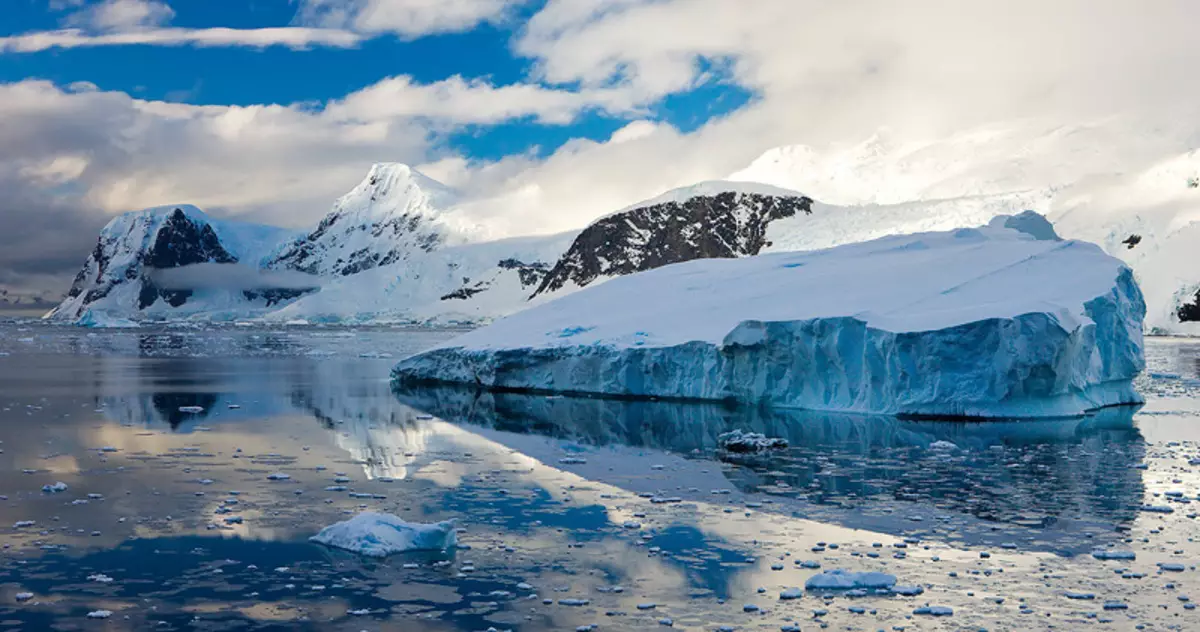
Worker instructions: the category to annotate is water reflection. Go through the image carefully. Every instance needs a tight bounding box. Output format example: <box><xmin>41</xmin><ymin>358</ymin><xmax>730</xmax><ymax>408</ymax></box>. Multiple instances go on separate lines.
<box><xmin>394</xmin><ymin>385</ymin><xmax>1147</xmax><ymax>548</ymax></box>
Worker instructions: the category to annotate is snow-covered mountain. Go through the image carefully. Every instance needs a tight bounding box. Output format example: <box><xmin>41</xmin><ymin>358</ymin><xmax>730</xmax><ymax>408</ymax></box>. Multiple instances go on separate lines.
<box><xmin>47</xmin><ymin>117</ymin><xmax>1200</xmax><ymax>334</ymax></box>
<box><xmin>268</xmin><ymin>163</ymin><xmax>484</xmax><ymax>277</ymax></box>
<box><xmin>532</xmin><ymin>181</ymin><xmax>812</xmax><ymax>297</ymax></box>
<box><xmin>48</xmin><ymin>171</ymin><xmax>817</xmax><ymax>326</ymax></box>
<box><xmin>47</xmin><ymin>205</ymin><xmax>298</xmax><ymax>323</ymax></box>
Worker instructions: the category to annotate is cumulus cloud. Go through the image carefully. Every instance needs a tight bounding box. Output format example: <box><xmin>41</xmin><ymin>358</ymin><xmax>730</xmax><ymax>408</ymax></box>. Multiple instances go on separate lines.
<box><xmin>7</xmin><ymin>0</ymin><xmax>1200</xmax><ymax>300</ymax></box>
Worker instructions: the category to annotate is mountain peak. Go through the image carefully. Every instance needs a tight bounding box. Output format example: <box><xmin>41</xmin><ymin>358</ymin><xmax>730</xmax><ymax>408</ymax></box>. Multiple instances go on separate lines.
<box><xmin>351</xmin><ymin>163</ymin><xmax>457</xmax><ymax>213</ymax></box>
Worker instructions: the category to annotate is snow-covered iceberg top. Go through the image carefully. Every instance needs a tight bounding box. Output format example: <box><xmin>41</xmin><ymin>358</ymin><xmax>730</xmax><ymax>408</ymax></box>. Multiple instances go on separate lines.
<box><xmin>393</xmin><ymin>212</ymin><xmax>1146</xmax><ymax>419</ymax></box>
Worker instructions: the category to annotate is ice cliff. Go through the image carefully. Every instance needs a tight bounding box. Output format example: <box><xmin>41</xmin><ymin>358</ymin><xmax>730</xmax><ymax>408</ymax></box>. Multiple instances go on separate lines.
<box><xmin>393</xmin><ymin>213</ymin><xmax>1147</xmax><ymax>419</ymax></box>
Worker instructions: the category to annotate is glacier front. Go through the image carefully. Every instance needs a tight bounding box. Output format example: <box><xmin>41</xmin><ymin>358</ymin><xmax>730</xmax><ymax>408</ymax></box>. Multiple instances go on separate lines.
<box><xmin>393</xmin><ymin>213</ymin><xmax>1147</xmax><ymax>419</ymax></box>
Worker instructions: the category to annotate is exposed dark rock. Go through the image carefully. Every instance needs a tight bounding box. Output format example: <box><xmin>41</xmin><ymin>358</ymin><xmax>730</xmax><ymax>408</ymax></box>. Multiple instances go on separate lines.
<box><xmin>1178</xmin><ymin>289</ymin><xmax>1200</xmax><ymax>322</ymax></box>
<box><xmin>441</xmin><ymin>285</ymin><xmax>489</xmax><ymax>301</ymax></box>
<box><xmin>533</xmin><ymin>191</ymin><xmax>813</xmax><ymax>297</ymax></box>
<box><xmin>1122</xmin><ymin>234</ymin><xmax>1141</xmax><ymax>249</ymax></box>
<box><xmin>242</xmin><ymin>288</ymin><xmax>317</xmax><ymax>307</ymax></box>
<box><xmin>135</xmin><ymin>209</ymin><xmax>238</xmax><ymax>310</ymax></box>
<box><xmin>497</xmin><ymin>258</ymin><xmax>550</xmax><ymax>288</ymax></box>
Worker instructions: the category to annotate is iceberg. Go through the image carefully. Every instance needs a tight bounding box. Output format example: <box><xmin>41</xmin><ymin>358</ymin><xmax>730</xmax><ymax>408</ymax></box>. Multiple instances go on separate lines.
<box><xmin>393</xmin><ymin>213</ymin><xmax>1146</xmax><ymax>419</ymax></box>
<box><xmin>310</xmin><ymin>512</ymin><xmax>457</xmax><ymax>557</ymax></box>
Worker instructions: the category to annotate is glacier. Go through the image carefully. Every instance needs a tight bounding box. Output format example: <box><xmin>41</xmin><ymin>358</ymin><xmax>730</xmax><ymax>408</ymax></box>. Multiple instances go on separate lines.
<box><xmin>393</xmin><ymin>213</ymin><xmax>1147</xmax><ymax>419</ymax></box>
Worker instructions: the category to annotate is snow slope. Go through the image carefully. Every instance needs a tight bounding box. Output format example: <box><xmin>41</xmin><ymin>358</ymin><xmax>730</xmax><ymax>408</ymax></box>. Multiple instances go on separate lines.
<box><xmin>393</xmin><ymin>213</ymin><xmax>1146</xmax><ymax>419</ymax></box>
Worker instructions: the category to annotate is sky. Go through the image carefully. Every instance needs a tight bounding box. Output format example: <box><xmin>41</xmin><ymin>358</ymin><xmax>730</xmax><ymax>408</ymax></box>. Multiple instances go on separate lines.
<box><xmin>3</xmin><ymin>0</ymin><xmax>1200</xmax><ymax>301</ymax></box>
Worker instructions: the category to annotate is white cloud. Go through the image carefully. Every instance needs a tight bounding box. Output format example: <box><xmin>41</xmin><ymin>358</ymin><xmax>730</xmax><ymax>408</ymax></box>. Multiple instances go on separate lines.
<box><xmin>65</xmin><ymin>0</ymin><xmax>176</xmax><ymax>32</ymax></box>
<box><xmin>0</xmin><ymin>27</ymin><xmax>364</xmax><ymax>53</ymax></box>
<box><xmin>325</xmin><ymin>75</ymin><xmax>642</xmax><ymax>126</ymax></box>
<box><xmin>295</xmin><ymin>0</ymin><xmax>529</xmax><ymax>37</ymax></box>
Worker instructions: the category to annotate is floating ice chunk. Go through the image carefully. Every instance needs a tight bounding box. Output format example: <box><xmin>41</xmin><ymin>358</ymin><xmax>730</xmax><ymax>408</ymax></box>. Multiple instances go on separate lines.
<box><xmin>1159</xmin><ymin>563</ymin><xmax>1186</xmax><ymax>572</ymax></box>
<box><xmin>310</xmin><ymin>512</ymin><xmax>456</xmax><ymax>557</ymax></box>
<box><xmin>1092</xmin><ymin>549</ymin><xmax>1136</xmax><ymax>560</ymax></box>
<box><xmin>87</xmin><ymin>574</ymin><xmax>113</xmax><ymax>583</ymax></box>
<box><xmin>1103</xmin><ymin>601</ymin><xmax>1128</xmax><ymax>610</ymax></box>
<box><xmin>928</xmin><ymin>440</ymin><xmax>958</xmax><ymax>451</ymax></box>
<box><xmin>86</xmin><ymin>610</ymin><xmax>113</xmax><ymax>619</ymax></box>
<box><xmin>717</xmin><ymin>430</ymin><xmax>788</xmax><ymax>453</ymax></box>
<box><xmin>1065</xmin><ymin>591</ymin><xmax>1095</xmax><ymax>600</ymax></box>
<box><xmin>14</xmin><ymin>592</ymin><xmax>32</xmax><ymax>602</ymax></box>
<box><xmin>913</xmin><ymin>606</ymin><xmax>953</xmax><ymax>616</ymax></box>
<box><xmin>267</xmin><ymin>473</ymin><xmax>290</xmax><ymax>481</ymax></box>
<box><xmin>178</xmin><ymin>406</ymin><xmax>205</xmax><ymax>414</ymax></box>
<box><xmin>779</xmin><ymin>587</ymin><xmax>803</xmax><ymax>600</ymax></box>
<box><xmin>42</xmin><ymin>482</ymin><xmax>67</xmax><ymax>493</ymax></box>
<box><xmin>805</xmin><ymin>570</ymin><xmax>897</xmax><ymax>591</ymax></box>
<box><xmin>13</xmin><ymin>521</ymin><xmax>35</xmax><ymax>528</ymax></box>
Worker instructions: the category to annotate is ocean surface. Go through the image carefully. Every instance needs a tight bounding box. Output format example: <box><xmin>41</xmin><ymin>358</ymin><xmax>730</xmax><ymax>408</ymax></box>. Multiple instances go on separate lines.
<box><xmin>0</xmin><ymin>322</ymin><xmax>1198</xmax><ymax>631</ymax></box>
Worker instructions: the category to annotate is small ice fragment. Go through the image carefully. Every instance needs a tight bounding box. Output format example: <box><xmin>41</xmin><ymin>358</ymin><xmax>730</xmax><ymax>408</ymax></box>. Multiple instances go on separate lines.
<box><xmin>1159</xmin><ymin>563</ymin><xmax>1186</xmax><ymax>572</ymax></box>
<box><xmin>1092</xmin><ymin>549</ymin><xmax>1136</xmax><ymax>560</ymax></box>
<box><xmin>224</xmin><ymin>516</ymin><xmax>243</xmax><ymax>524</ymax></box>
<box><xmin>14</xmin><ymin>592</ymin><xmax>32</xmax><ymax>602</ymax></box>
<box><xmin>178</xmin><ymin>406</ymin><xmax>204</xmax><ymax>413</ymax></box>
<box><xmin>805</xmin><ymin>570</ymin><xmax>897</xmax><ymax>591</ymax></box>
<box><xmin>891</xmin><ymin>585</ymin><xmax>924</xmax><ymax>596</ymax></box>
<box><xmin>742</xmin><ymin>603</ymin><xmax>760</xmax><ymax>612</ymax></box>
<box><xmin>637</xmin><ymin>603</ymin><xmax>656</xmax><ymax>610</ymax></box>
<box><xmin>13</xmin><ymin>521</ymin><xmax>35</xmax><ymax>528</ymax></box>
<box><xmin>1065</xmin><ymin>591</ymin><xmax>1095</xmax><ymax>600</ymax></box>
<box><xmin>267</xmin><ymin>473</ymin><xmax>290</xmax><ymax>481</ymax></box>
<box><xmin>42</xmin><ymin>482</ymin><xmax>67</xmax><ymax>493</ymax></box>
<box><xmin>87</xmin><ymin>574</ymin><xmax>113</xmax><ymax>583</ymax></box>
<box><xmin>913</xmin><ymin>606</ymin><xmax>953</xmax><ymax>616</ymax></box>
<box><xmin>1103</xmin><ymin>601</ymin><xmax>1128</xmax><ymax>610</ymax></box>
<box><xmin>780</xmin><ymin>588</ymin><xmax>803</xmax><ymax>600</ymax></box>
<box><xmin>717</xmin><ymin>430</ymin><xmax>788</xmax><ymax>453</ymax></box>
<box><xmin>558</xmin><ymin>457</ymin><xmax>587</xmax><ymax>465</ymax></box>
<box><xmin>623</xmin><ymin>521</ymin><xmax>641</xmax><ymax>529</ymax></box>
<box><xmin>928</xmin><ymin>440</ymin><xmax>957</xmax><ymax>451</ymax></box>
<box><xmin>559</xmin><ymin>599</ymin><xmax>589</xmax><ymax>606</ymax></box>
<box><xmin>310</xmin><ymin>512</ymin><xmax>456</xmax><ymax>557</ymax></box>
<box><xmin>347</xmin><ymin>608</ymin><xmax>370</xmax><ymax>616</ymax></box>
<box><xmin>86</xmin><ymin>610</ymin><xmax>113</xmax><ymax>619</ymax></box>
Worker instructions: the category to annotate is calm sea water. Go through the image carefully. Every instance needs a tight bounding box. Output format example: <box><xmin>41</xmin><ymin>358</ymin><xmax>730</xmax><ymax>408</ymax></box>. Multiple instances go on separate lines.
<box><xmin>0</xmin><ymin>322</ymin><xmax>1198</xmax><ymax>631</ymax></box>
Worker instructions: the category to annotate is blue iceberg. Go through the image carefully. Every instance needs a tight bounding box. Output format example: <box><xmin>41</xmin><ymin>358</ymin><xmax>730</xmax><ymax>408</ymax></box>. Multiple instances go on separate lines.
<box><xmin>393</xmin><ymin>214</ymin><xmax>1145</xmax><ymax>419</ymax></box>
